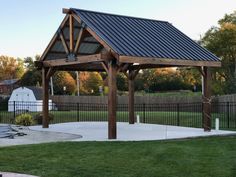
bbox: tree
[82,72,103,95]
[201,11,236,94]
[178,68,202,91]
[53,71,77,95]
[117,73,128,91]
[0,55,24,80]
[20,56,41,86]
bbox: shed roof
[25,86,43,100]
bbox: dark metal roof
[25,86,43,100]
[72,8,220,62]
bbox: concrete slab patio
[0,125,81,147]
[1,122,235,147]
[0,171,39,177]
[30,122,236,141]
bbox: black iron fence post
[177,103,180,126]
[77,103,80,122]
[13,101,16,119]
[143,103,146,123]
[201,102,204,128]
[227,102,230,128]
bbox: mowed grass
[0,136,236,177]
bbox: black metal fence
[0,101,236,129]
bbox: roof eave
[119,55,221,67]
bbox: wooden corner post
[128,70,135,124]
[108,59,117,139]
[202,67,211,131]
[42,67,49,128]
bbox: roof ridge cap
[71,8,169,23]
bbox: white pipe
[215,118,219,131]
[136,115,140,123]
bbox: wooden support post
[42,67,50,128]
[128,70,135,124]
[202,67,211,131]
[69,15,74,53]
[108,59,117,139]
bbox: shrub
[34,113,54,125]
[15,113,34,126]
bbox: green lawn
[0,136,235,177]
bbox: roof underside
[41,8,221,70]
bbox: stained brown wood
[74,27,85,54]
[101,61,108,73]
[62,8,71,14]
[41,15,69,61]
[59,30,69,54]
[202,67,211,131]
[42,67,49,128]
[108,59,117,139]
[129,64,171,70]
[128,70,135,124]
[46,67,56,80]
[72,14,119,60]
[69,15,74,53]
[43,53,110,67]
[119,56,221,67]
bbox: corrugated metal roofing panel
[72,8,220,62]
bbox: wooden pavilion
[36,8,221,139]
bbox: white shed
[8,86,53,112]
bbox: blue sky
[0,0,236,58]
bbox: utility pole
[50,77,54,95]
[76,71,80,96]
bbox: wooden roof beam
[119,56,221,67]
[72,13,119,60]
[62,8,72,14]
[43,53,112,67]
[40,15,69,61]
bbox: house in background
[8,86,53,112]
[0,79,20,95]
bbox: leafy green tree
[53,71,77,95]
[0,55,24,80]
[201,11,236,94]
[82,72,103,95]
[178,68,202,91]
[117,73,128,91]
[20,56,41,86]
